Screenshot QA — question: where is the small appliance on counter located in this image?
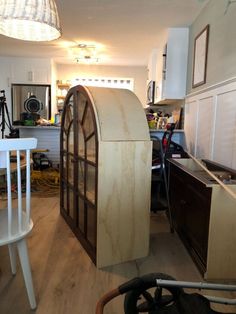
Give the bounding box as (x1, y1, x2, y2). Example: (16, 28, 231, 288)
(24, 95, 43, 114)
(146, 80, 155, 105)
(20, 112, 40, 126)
(18, 95, 43, 126)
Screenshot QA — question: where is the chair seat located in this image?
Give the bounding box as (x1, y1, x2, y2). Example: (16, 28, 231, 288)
(0, 208, 33, 246)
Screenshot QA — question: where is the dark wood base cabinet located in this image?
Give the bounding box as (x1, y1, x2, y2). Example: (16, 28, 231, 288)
(168, 158, 236, 281)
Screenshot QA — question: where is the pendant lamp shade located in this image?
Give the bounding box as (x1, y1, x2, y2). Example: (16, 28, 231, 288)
(0, 0, 61, 41)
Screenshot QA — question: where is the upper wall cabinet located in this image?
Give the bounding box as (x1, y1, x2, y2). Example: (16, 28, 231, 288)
(10, 58, 51, 85)
(147, 49, 158, 82)
(149, 28, 189, 104)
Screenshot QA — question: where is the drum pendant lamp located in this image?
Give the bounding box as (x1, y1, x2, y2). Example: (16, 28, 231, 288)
(0, 0, 61, 41)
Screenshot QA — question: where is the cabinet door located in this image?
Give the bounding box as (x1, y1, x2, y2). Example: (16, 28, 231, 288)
(60, 86, 98, 261)
(169, 162, 211, 274)
(169, 165, 186, 231)
(154, 28, 188, 103)
(60, 93, 75, 222)
(76, 90, 98, 250)
(184, 179, 211, 266)
(11, 59, 51, 84)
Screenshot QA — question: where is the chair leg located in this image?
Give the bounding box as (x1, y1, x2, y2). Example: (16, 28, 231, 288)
(162, 168, 174, 233)
(16, 239, 37, 310)
(8, 243, 17, 275)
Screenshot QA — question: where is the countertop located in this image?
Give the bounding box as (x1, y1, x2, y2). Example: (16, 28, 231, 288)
(16, 125, 61, 130)
(168, 158, 236, 187)
(149, 129, 184, 132)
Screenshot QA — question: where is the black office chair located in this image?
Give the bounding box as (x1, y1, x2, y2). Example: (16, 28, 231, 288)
(151, 135, 173, 232)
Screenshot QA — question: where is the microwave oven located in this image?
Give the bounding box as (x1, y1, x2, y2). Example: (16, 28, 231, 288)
(147, 80, 155, 105)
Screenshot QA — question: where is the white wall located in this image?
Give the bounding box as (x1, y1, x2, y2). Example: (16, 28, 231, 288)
(51, 59, 58, 116)
(187, 0, 236, 94)
(56, 63, 147, 106)
(184, 0, 236, 169)
(185, 79, 236, 169)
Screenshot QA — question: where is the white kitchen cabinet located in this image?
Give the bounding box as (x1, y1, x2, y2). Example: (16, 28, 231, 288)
(147, 49, 158, 82)
(153, 28, 189, 104)
(10, 58, 51, 84)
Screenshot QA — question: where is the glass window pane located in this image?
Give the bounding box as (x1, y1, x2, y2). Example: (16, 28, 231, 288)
(83, 106, 94, 138)
(68, 154, 74, 185)
(86, 134, 96, 163)
(62, 153, 67, 181)
(86, 164, 96, 204)
(68, 121, 74, 154)
(78, 197, 85, 233)
(64, 102, 73, 131)
(62, 183, 68, 213)
(63, 130, 67, 151)
(0, 179, 6, 209)
(68, 188, 74, 219)
(78, 93, 87, 122)
(78, 124, 85, 157)
(87, 205, 96, 247)
(78, 160, 85, 195)
(68, 96, 74, 118)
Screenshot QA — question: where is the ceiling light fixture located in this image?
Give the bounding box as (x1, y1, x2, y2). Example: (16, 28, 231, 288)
(72, 44, 99, 64)
(76, 55, 99, 64)
(0, 0, 61, 41)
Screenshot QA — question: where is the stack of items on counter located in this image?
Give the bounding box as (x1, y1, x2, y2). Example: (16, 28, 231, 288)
(145, 107, 182, 130)
(19, 112, 62, 127)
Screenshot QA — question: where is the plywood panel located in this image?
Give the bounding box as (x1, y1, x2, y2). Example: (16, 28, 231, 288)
(96, 141, 152, 267)
(206, 185, 236, 280)
(85, 86, 150, 141)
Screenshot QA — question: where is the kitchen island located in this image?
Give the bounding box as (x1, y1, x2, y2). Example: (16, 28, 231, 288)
(17, 126, 60, 167)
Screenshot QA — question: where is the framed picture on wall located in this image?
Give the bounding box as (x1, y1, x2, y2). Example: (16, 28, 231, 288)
(192, 24, 210, 88)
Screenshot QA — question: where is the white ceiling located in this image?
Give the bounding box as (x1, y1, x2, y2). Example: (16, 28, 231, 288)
(0, 0, 208, 66)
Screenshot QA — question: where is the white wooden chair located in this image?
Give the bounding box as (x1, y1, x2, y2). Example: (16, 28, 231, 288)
(0, 138, 37, 309)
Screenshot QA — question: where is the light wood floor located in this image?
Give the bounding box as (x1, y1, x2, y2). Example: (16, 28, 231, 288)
(0, 195, 236, 314)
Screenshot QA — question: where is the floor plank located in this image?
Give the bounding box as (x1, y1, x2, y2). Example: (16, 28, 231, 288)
(0, 196, 236, 313)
